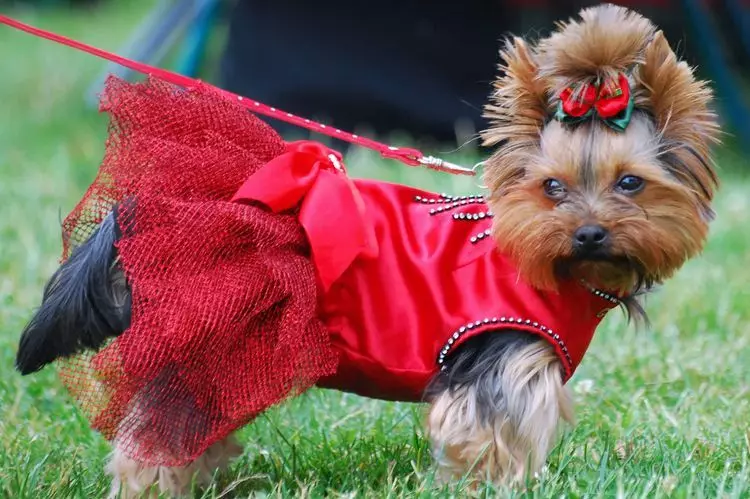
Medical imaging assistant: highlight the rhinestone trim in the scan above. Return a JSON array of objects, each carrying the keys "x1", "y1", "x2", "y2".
[
  {"x1": 438, "y1": 193, "x2": 485, "y2": 202},
  {"x1": 414, "y1": 193, "x2": 485, "y2": 207},
  {"x1": 452, "y1": 211, "x2": 493, "y2": 221},
  {"x1": 470, "y1": 228, "x2": 492, "y2": 244},
  {"x1": 426, "y1": 201, "x2": 482, "y2": 215},
  {"x1": 436, "y1": 316, "x2": 573, "y2": 372},
  {"x1": 592, "y1": 289, "x2": 620, "y2": 304},
  {"x1": 580, "y1": 280, "x2": 621, "y2": 305}
]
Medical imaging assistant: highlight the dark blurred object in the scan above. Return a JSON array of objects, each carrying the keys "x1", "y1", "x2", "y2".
[
  {"x1": 219, "y1": 0, "x2": 511, "y2": 144},
  {"x1": 684, "y1": 0, "x2": 750, "y2": 150},
  {"x1": 219, "y1": 0, "x2": 739, "y2": 145}
]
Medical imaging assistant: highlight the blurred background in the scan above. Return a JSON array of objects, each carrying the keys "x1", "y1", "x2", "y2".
[{"x1": 1, "y1": 0, "x2": 750, "y2": 156}]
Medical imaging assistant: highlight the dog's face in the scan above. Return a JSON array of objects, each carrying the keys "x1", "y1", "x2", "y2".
[
  {"x1": 481, "y1": 5, "x2": 720, "y2": 294},
  {"x1": 488, "y1": 114, "x2": 713, "y2": 292}
]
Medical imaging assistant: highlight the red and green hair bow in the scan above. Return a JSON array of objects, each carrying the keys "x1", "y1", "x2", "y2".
[{"x1": 554, "y1": 73, "x2": 634, "y2": 132}]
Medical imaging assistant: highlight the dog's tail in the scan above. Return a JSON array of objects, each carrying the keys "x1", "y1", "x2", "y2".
[{"x1": 16, "y1": 207, "x2": 131, "y2": 375}]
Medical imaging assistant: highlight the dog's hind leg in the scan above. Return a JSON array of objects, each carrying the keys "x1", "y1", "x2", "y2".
[
  {"x1": 104, "y1": 375, "x2": 244, "y2": 498},
  {"x1": 106, "y1": 433, "x2": 243, "y2": 499}
]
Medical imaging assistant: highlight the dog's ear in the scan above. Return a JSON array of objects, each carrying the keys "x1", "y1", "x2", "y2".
[
  {"x1": 482, "y1": 37, "x2": 546, "y2": 149},
  {"x1": 636, "y1": 30, "x2": 721, "y2": 205},
  {"x1": 481, "y1": 37, "x2": 546, "y2": 192}
]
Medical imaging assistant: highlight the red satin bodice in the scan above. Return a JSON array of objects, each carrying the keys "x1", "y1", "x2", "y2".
[{"x1": 235, "y1": 140, "x2": 619, "y2": 403}]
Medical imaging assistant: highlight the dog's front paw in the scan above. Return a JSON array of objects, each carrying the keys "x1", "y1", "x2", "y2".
[
  {"x1": 425, "y1": 335, "x2": 572, "y2": 487},
  {"x1": 428, "y1": 397, "x2": 534, "y2": 486}
]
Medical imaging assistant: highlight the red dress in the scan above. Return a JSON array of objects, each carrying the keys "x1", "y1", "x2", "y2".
[
  {"x1": 59, "y1": 76, "x2": 619, "y2": 467},
  {"x1": 233, "y1": 144, "x2": 619, "y2": 402}
]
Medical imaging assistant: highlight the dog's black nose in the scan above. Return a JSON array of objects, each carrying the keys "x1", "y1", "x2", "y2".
[{"x1": 573, "y1": 225, "x2": 608, "y2": 253}]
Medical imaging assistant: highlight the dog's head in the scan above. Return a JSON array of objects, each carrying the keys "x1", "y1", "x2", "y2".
[{"x1": 481, "y1": 4, "x2": 720, "y2": 297}]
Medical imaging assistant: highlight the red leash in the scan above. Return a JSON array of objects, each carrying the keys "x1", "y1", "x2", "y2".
[{"x1": 0, "y1": 14, "x2": 476, "y2": 176}]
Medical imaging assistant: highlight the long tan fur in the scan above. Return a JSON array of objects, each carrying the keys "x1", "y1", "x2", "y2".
[
  {"x1": 482, "y1": 37, "x2": 547, "y2": 149},
  {"x1": 480, "y1": 38, "x2": 546, "y2": 200},
  {"x1": 636, "y1": 31, "x2": 721, "y2": 208},
  {"x1": 536, "y1": 4, "x2": 656, "y2": 95}
]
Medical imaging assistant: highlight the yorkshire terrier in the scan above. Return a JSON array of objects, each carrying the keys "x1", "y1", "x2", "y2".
[{"x1": 15, "y1": 3, "x2": 719, "y2": 497}]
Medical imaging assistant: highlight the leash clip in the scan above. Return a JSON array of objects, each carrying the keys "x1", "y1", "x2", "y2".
[{"x1": 417, "y1": 156, "x2": 476, "y2": 176}]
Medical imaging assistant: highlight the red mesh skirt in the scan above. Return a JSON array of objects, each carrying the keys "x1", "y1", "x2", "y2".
[{"x1": 58, "y1": 75, "x2": 338, "y2": 466}]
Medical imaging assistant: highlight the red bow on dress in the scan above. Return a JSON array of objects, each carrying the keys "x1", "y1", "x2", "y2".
[{"x1": 232, "y1": 140, "x2": 378, "y2": 292}]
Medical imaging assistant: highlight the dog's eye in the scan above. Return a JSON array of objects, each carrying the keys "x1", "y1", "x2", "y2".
[
  {"x1": 543, "y1": 178, "x2": 567, "y2": 200},
  {"x1": 615, "y1": 175, "x2": 645, "y2": 194}
]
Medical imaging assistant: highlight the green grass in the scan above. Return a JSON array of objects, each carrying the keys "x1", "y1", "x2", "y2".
[{"x1": 1, "y1": 2, "x2": 750, "y2": 497}]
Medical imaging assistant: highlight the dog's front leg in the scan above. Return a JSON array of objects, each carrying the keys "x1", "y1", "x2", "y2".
[{"x1": 425, "y1": 332, "x2": 573, "y2": 486}]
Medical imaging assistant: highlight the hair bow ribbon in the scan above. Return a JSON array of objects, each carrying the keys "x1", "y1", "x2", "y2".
[{"x1": 555, "y1": 73, "x2": 634, "y2": 132}]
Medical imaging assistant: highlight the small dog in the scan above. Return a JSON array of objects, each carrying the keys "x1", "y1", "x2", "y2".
[{"x1": 15, "y1": 4, "x2": 719, "y2": 497}]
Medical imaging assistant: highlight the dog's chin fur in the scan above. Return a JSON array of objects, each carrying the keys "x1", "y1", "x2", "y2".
[
  {"x1": 14, "y1": 4, "x2": 720, "y2": 497},
  {"x1": 556, "y1": 257, "x2": 639, "y2": 289}
]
